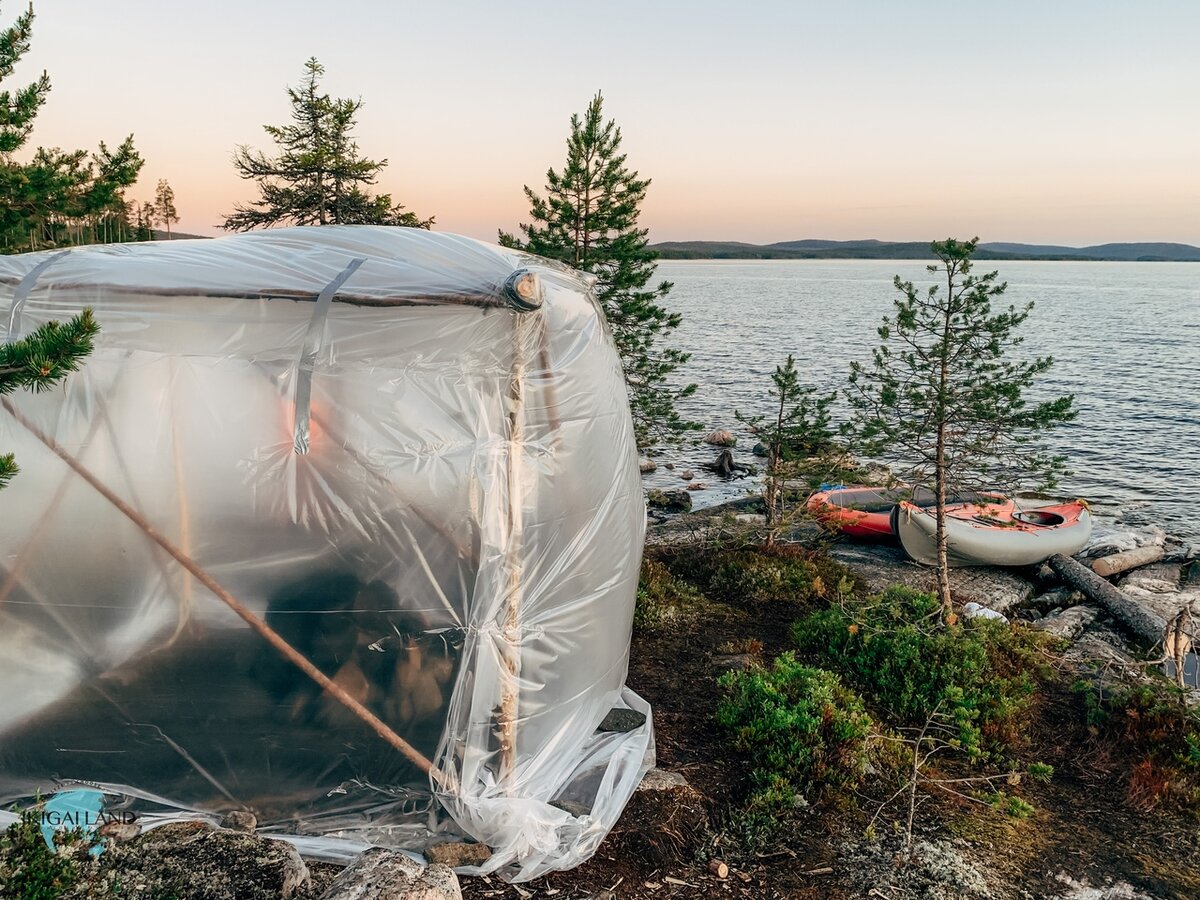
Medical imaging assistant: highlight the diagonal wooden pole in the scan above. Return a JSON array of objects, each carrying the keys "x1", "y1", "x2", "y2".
[{"x1": 1, "y1": 397, "x2": 447, "y2": 786}]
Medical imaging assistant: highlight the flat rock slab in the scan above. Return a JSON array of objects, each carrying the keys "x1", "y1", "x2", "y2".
[
  {"x1": 103, "y1": 821, "x2": 310, "y2": 900},
  {"x1": 598, "y1": 708, "x2": 648, "y2": 733},
  {"x1": 1035, "y1": 605, "x2": 1100, "y2": 641},
  {"x1": 318, "y1": 848, "x2": 461, "y2": 900},
  {"x1": 829, "y1": 542, "x2": 1036, "y2": 613}
]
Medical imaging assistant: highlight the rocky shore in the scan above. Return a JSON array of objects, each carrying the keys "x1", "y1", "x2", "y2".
[{"x1": 5, "y1": 494, "x2": 1198, "y2": 900}]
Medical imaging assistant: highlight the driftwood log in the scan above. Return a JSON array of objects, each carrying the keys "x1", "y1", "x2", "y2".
[
  {"x1": 1091, "y1": 545, "x2": 1165, "y2": 578},
  {"x1": 1047, "y1": 553, "x2": 1167, "y2": 648}
]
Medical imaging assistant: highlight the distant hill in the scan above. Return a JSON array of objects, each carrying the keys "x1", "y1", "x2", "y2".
[
  {"x1": 651, "y1": 239, "x2": 1200, "y2": 262},
  {"x1": 151, "y1": 230, "x2": 211, "y2": 241}
]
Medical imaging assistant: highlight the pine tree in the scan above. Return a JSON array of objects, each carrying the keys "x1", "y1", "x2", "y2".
[
  {"x1": 0, "y1": 309, "x2": 99, "y2": 489},
  {"x1": 737, "y1": 355, "x2": 836, "y2": 543},
  {"x1": 500, "y1": 93, "x2": 695, "y2": 447},
  {"x1": 846, "y1": 237, "x2": 1076, "y2": 618},
  {"x1": 0, "y1": 5, "x2": 143, "y2": 252},
  {"x1": 153, "y1": 178, "x2": 179, "y2": 237},
  {"x1": 223, "y1": 58, "x2": 431, "y2": 231}
]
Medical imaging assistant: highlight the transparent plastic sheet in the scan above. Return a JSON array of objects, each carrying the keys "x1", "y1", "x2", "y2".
[{"x1": 0, "y1": 226, "x2": 652, "y2": 881}]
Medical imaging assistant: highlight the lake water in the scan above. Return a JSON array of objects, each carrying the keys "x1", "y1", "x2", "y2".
[{"x1": 643, "y1": 259, "x2": 1200, "y2": 544}]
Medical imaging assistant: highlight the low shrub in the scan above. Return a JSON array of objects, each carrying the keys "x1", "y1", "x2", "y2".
[
  {"x1": 1074, "y1": 679, "x2": 1200, "y2": 810},
  {"x1": 716, "y1": 652, "x2": 872, "y2": 799},
  {"x1": 791, "y1": 586, "x2": 1042, "y2": 758},
  {"x1": 0, "y1": 806, "x2": 88, "y2": 900},
  {"x1": 668, "y1": 545, "x2": 853, "y2": 607},
  {"x1": 635, "y1": 557, "x2": 704, "y2": 630}
]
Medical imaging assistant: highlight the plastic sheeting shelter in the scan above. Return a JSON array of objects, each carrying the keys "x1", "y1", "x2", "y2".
[{"x1": 0, "y1": 226, "x2": 652, "y2": 880}]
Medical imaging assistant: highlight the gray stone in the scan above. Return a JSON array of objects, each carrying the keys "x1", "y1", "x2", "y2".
[
  {"x1": 639, "y1": 768, "x2": 690, "y2": 791},
  {"x1": 638, "y1": 458, "x2": 657, "y2": 474},
  {"x1": 1035, "y1": 605, "x2": 1100, "y2": 641},
  {"x1": 105, "y1": 821, "x2": 311, "y2": 900},
  {"x1": 598, "y1": 707, "x2": 647, "y2": 733},
  {"x1": 647, "y1": 489, "x2": 692, "y2": 513},
  {"x1": 549, "y1": 799, "x2": 592, "y2": 818},
  {"x1": 424, "y1": 841, "x2": 492, "y2": 868},
  {"x1": 712, "y1": 653, "x2": 758, "y2": 671},
  {"x1": 1030, "y1": 587, "x2": 1086, "y2": 612},
  {"x1": 97, "y1": 820, "x2": 141, "y2": 842},
  {"x1": 318, "y1": 848, "x2": 461, "y2": 900},
  {"x1": 221, "y1": 810, "x2": 257, "y2": 833}
]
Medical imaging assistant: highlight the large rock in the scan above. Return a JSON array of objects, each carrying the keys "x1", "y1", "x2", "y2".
[
  {"x1": 104, "y1": 821, "x2": 310, "y2": 900},
  {"x1": 647, "y1": 489, "x2": 693, "y2": 513},
  {"x1": 1035, "y1": 605, "x2": 1100, "y2": 641},
  {"x1": 318, "y1": 848, "x2": 461, "y2": 900},
  {"x1": 703, "y1": 429, "x2": 737, "y2": 447},
  {"x1": 829, "y1": 542, "x2": 1036, "y2": 613}
]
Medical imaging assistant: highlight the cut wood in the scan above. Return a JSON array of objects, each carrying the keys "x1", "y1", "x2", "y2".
[
  {"x1": 708, "y1": 859, "x2": 729, "y2": 879},
  {"x1": 1047, "y1": 554, "x2": 1168, "y2": 648},
  {"x1": 1091, "y1": 545, "x2": 1165, "y2": 578}
]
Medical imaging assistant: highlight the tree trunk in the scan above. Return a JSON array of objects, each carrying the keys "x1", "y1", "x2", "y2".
[{"x1": 1046, "y1": 553, "x2": 1167, "y2": 648}]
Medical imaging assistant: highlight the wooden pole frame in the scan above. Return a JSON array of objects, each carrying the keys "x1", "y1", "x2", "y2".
[{"x1": 497, "y1": 313, "x2": 530, "y2": 788}]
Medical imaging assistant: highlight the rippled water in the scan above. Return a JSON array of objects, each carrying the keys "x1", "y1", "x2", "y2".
[{"x1": 643, "y1": 260, "x2": 1200, "y2": 543}]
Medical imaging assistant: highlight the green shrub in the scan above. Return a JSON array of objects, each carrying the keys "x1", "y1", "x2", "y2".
[
  {"x1": 668, "y1": 545, "x2": 844, "y2": 606},
  {"x1": 1074, "y1": 678, "x2": 1200, "y2": 808},
  {"x1": 791, "y1": 586, "x2": 1039, "y2": 758},
  {"x1": 635, "y1": 557, "x2": 705, "y2": 630},
  {"x1": 0, "y1": 807, "x2": 83, "y2": 900},
  {"x1": 716, "y1": 652, "x2": 872, "y2": 799}
]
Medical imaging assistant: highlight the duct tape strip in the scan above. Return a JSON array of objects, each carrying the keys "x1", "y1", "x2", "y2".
[
  {"x1": 5, "y1": 251, "x2": 71, "y2": 341},
  {"x1": 292, "y1": 257, "x2": 366, "y2": 455}
]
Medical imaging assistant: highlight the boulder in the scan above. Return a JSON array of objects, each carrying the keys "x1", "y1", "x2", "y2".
[
  {"x1": 638, "y1": 458, "x2": 657, "y2": 474},
  {"x1": 221, "y1": 810, "x2": 257, "y2": 833},
  {"x1": 105, "y1": 821, "x2": 310, "y2": 900},
  {"x1": 703, "y1": 429, "x2": 737, "y2": 447},
  {"x1": 647, "y1": 489, "x2": 692, "y2": 513},
  {"x1": 318, "y1": 848, "x2": 461, "y2": 900}
]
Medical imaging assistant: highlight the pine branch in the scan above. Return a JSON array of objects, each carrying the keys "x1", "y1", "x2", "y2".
[{"x1": 0, "y1": 308, "x2": 99, "y2": 396}]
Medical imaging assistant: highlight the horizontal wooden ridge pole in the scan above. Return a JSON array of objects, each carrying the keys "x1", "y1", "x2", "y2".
[{"x1": 1, "y1": 397, "x2": 446, "y2": 786}]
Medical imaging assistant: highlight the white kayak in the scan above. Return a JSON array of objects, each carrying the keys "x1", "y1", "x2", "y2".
[{"x1": 892, "y1": 497, "x2": 1093, "y2": 568}]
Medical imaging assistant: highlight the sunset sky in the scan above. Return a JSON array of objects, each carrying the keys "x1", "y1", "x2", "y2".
[{"x1": 16, "y1": 1, "x2": 1200, "y2": 245}]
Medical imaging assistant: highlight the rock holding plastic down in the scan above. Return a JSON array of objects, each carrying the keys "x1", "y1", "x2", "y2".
[{"x1": 318, "y1": 848, "x2": 461, "y2": 900}]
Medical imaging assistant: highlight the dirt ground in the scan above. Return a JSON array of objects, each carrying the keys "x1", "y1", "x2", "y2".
[{"x1": 460, "y1": 546, "x2": 1200, "y2": 900}]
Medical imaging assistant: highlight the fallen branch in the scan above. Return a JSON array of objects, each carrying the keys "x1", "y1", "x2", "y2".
[
  {"x1": 1047, "y1": 553, "x2": 1167, "y2": 648},
  {"x1": 1091, "y1": 545, "x2": 1165, "y2": 578}
]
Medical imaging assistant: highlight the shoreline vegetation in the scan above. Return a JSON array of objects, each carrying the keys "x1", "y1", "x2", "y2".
[
  {"x1": 5, "y1": 494, "x2": 1195, "y2": 898},
  {"x1": 650, "y1": 239, "x2": 1200, "y2": 262}
]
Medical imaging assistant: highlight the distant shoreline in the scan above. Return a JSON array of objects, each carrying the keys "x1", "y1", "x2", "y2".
[{"x1": 650, "y1": 239, "x2": 1200, "y2": 263}]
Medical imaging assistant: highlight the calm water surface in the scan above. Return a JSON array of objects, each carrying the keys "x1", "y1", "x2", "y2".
[{"x1": 645, "y1": 260, "x2": 1200, "y2": 543}]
